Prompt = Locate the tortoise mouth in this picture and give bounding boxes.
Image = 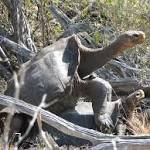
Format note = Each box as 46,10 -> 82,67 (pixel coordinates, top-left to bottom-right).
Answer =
137,32 -> 145,44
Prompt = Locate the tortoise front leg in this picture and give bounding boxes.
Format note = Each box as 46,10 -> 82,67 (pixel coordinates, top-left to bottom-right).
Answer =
79,77 -> 115,130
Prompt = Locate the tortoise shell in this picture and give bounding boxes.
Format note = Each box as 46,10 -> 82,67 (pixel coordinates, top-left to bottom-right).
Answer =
5,36 -> 80,112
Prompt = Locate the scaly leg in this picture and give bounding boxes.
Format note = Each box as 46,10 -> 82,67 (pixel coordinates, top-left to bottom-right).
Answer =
79,77 -> 116,130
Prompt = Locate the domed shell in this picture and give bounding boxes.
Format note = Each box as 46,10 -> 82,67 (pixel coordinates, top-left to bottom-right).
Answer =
5,36 -> 80,107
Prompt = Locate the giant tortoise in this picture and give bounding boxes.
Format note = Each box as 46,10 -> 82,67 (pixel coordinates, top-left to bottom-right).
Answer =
4,31 -> 145,129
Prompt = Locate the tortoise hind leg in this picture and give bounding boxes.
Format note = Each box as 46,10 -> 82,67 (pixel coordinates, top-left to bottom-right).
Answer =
79,77 -> 115,130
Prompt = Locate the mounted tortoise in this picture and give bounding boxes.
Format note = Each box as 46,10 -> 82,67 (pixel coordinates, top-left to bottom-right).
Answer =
4,30 -> 145,129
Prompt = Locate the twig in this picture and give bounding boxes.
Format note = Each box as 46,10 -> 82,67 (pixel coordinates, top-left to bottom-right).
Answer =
49,5 -> 72,30
37,113 -> 59,150
14,94 -> 47,147
2,107 -> 15,150
0,46 -> 13,73
0,46 -> 9,62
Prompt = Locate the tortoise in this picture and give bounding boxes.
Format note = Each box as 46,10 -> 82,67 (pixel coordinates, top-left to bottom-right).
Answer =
116,89 -> 145,135
4,30 -> 145,129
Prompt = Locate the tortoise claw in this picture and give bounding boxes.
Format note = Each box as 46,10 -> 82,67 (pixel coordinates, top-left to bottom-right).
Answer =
98,113 -> 114,133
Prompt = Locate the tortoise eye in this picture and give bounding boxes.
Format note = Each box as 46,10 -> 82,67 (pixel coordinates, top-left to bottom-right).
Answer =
133,34 -> 139,37
136,92 -> 141,97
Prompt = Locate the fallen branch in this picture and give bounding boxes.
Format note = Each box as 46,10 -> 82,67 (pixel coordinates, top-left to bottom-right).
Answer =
110,78 -> 142,95
49,5 -> 92,38
0,36 -> 35,60
0,94 -> 150,146
0,46 -> 13,73
90,140 -> 150,150
110,78 -> 150,97
49,5 -> 72,30
0,94 -> 107,145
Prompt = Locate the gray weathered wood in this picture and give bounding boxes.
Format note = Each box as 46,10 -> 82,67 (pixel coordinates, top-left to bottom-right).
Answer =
0,94 -> 150,146
110,78 -> 150,97
0,46 -> 12,72
90,141 -> 150,150
0,36 -> 34,60
0,94 -> 107,145
49,5 -> 72,30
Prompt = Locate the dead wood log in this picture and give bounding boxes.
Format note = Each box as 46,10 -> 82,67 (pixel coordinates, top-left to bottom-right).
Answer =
0,94 -> 150,146
110,78 -> 150,97
0,36 -> 34,60
90,141 -> 150,150
0,94 -> 108,145
110,78 -> 142,95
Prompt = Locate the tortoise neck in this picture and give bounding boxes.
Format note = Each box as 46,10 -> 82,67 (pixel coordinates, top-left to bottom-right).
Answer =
78,39 -> 126,78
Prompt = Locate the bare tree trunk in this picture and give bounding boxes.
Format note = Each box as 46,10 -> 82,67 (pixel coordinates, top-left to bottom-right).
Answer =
1,0 -> 37,54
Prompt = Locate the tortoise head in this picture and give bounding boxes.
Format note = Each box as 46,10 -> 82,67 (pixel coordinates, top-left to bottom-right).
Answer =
134,89 -> 145,99
130,89 -> 145,103
118,31 -> 145,48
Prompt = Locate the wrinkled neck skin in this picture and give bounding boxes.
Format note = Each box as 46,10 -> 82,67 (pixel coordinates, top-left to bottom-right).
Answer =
78,38 -> 126,78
